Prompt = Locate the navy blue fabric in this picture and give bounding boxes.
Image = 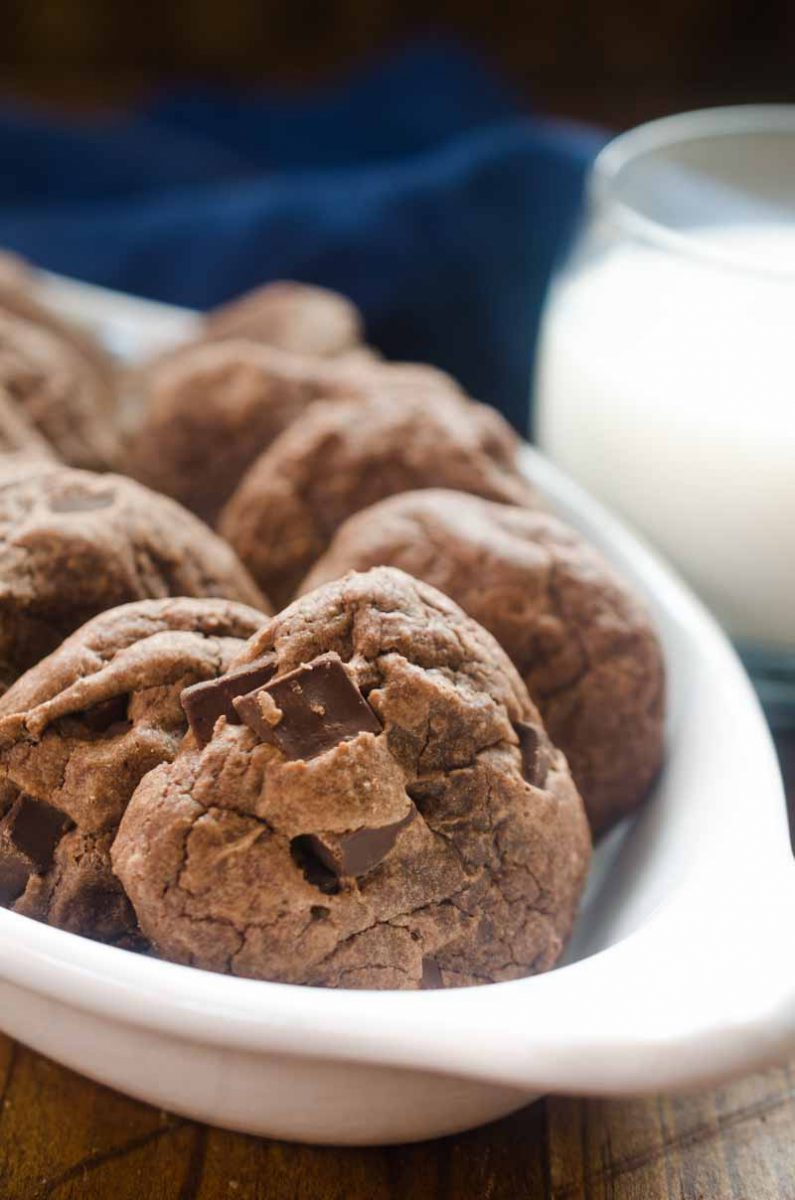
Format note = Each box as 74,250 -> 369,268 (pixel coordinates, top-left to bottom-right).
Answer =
0,44 -> 604,430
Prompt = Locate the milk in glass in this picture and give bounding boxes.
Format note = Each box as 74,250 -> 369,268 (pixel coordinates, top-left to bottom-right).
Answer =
536,224 -> 795,650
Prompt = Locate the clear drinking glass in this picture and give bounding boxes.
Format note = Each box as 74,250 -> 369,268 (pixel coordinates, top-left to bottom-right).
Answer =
534,106 -> 795,725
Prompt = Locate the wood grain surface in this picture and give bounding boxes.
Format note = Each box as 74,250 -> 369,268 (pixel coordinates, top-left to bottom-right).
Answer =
1,730 -> 792,1200
0,1039 -> 793,1199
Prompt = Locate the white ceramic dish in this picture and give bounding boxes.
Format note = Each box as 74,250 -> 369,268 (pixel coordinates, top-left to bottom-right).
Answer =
0,276 -> 792,1145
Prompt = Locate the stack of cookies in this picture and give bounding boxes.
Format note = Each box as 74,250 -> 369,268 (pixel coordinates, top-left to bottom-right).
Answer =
0,259 -> 664,990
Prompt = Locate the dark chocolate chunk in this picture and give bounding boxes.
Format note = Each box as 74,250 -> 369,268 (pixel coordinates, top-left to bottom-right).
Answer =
514,720 -> 547,787
0,793 -> 70,905
233,653 -> 382,760
181,657 -> 277,747
302,805 -> 415,880
421,957 -> 444,989
290,835 -> 340,895
0,854 -> 31,905
7,794 -> 70,873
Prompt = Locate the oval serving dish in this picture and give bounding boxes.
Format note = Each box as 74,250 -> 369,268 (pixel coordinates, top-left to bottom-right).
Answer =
0,276 -> 792,1145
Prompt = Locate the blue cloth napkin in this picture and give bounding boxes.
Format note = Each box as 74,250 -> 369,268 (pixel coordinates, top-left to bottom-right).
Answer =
0,44 -> 604,431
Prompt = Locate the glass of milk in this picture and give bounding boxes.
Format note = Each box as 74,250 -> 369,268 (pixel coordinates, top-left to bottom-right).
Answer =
535,106 -> 795,721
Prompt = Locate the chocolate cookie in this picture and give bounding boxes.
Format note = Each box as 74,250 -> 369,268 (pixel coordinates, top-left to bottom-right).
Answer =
0,250 -> 35,293
0,597 -> 267,943
127,341 -> 461,523
0,306 -> 118,469
204,281 -> 364,358
0,460 -> 268,693
0,387 -> 56,459
0,269 -> 117,390
302,491 -> 665,835
219,391 -> 538,607
113,567 -> 590,988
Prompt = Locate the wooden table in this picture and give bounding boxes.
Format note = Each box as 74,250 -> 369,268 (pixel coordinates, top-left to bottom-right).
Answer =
2,731 -> 793,1200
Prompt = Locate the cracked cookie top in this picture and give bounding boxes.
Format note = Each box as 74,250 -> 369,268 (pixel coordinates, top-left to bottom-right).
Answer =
0,460 -> 269,693
218,390 -> 539,607
0,597 -> 267,944
301,491 -> 666,835
112,567 -> 590,989
128,340 -> 462,523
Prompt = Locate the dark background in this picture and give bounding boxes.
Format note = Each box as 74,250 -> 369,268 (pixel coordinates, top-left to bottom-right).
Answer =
2,0 -> 794,126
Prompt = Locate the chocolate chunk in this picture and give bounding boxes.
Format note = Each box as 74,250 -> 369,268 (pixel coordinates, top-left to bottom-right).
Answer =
289,835 -> 340,895
0,854 -> 31,905
49,489 -> 115,512
181,657 -> 277,747
302,805 -> 415,880
0,794 -> 70,904
7,794 -> 70,872
233,653 -> 381,760
514,720 -> 547,787
421,957 -> 444,989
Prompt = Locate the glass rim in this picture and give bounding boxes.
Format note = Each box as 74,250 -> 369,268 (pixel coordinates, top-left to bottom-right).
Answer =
589,104 -> 795,279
